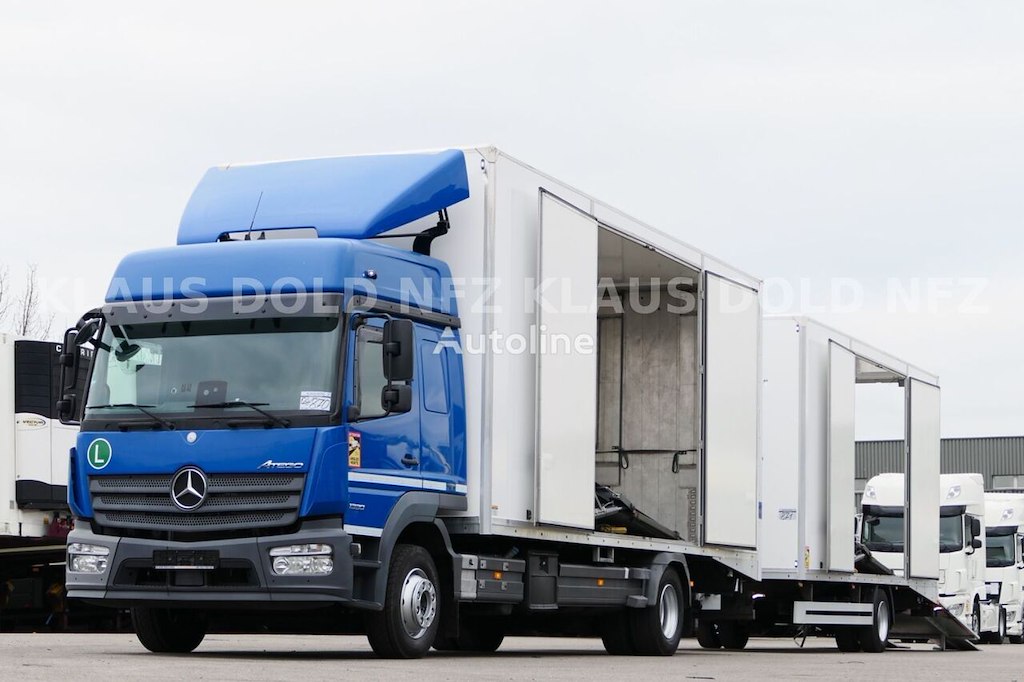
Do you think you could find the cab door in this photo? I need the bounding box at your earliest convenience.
[344,319,422,534]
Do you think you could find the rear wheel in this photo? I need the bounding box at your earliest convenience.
[834,627,861,652]
[366,545,441,659]
[628,568,684,655]
[716,621,749,650]
[858,589,891,653]
[131,607,207,653]
[600,612,636,655]
[695,619,721,649]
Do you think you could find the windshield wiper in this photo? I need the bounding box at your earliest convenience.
[188,400,291,428]
[87,403,175,430]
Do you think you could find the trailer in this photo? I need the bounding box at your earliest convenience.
[0,334,80,629]
[57,147,970,656]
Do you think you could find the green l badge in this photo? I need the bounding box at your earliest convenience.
[87,438,112,469]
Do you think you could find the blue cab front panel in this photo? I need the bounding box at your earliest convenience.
[70,426,348,519]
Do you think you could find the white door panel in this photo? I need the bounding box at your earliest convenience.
[827,343,856,572]
[908,379,941,579]
[535,193,598,529]
[703,274,759,548]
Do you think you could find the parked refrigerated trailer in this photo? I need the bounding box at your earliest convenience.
[0,334,80,628]
[56,147,971,656]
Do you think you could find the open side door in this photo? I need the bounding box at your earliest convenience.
[535,193,597,529]
[702,273,759,548]
[907,378,941,579]
[827,342,856,572]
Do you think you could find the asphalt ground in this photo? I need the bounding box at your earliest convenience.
[2,634,1022,681]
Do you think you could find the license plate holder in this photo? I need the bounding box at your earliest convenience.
[153,549,220,570]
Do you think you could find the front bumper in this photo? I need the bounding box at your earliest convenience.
[66,519,354,608]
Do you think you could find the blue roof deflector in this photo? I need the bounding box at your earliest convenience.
[177,149,469,245]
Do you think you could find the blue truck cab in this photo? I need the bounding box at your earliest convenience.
[61,150,473,657]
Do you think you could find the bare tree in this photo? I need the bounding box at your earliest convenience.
[14,265,54,340]
[0,265,9,328]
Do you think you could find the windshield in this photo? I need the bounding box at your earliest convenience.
[862,514,904,552]
[939,514,965,553]
[85,315,341,421]
[987,531,1016,568]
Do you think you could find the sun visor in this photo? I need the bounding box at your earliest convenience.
[177,148,470,244]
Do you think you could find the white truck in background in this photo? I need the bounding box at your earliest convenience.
[861,472,997,640]
[0,334,82,628]
[983,492,1024,644]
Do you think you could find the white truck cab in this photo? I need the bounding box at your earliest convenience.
[937,474,993,638]
[860,473,907,576]
[861,472,995,638]
[984,492,1024,644]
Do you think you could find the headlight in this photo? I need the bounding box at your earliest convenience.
[67,543,110,574]
[269,544,333,576]
[947,602,964,616]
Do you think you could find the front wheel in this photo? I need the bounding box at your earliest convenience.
[984,608,1007,645]
[628,567,685,655]
[131,607,207,653]
[366,544,441,659]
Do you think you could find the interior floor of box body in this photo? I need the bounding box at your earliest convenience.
[595,226,701,542]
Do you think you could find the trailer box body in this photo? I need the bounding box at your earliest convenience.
[761,316,940,587]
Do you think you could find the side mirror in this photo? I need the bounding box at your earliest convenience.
[971,537,983,550]
[74,318,101,347]
[971,517,982,538]
[58,327,81,424]
[381,384,412,414]
[382,319,414,382]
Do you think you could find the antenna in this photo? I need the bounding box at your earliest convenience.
[244,191,264,241]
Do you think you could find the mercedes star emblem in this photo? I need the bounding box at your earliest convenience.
[171,467,208,511]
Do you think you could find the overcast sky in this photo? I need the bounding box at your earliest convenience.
[1,1,1021,438]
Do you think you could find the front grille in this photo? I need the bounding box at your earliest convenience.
[90,473,304,533]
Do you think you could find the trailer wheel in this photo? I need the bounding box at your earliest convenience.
[131,607,207,653]
[366,544,441,659]
[695,619,721,649]
[858,589,891,653]
[716,621,749,650]
[834,627,861,652]
[629,567,684,655]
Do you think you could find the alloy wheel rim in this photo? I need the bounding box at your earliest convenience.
[659,584,680,640]
[399,568,437,639]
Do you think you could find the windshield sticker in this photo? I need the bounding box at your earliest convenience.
[299,390,332,411]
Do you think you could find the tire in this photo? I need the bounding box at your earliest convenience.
[601,612,636,655]
[131,608,207,653]
[695,619,721,649]
[858,589,891,653]
[716,621,749,650]
[835,627,861,652]
[970,599,981,640]
[366,544,441,659]
[628,567,685,656]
